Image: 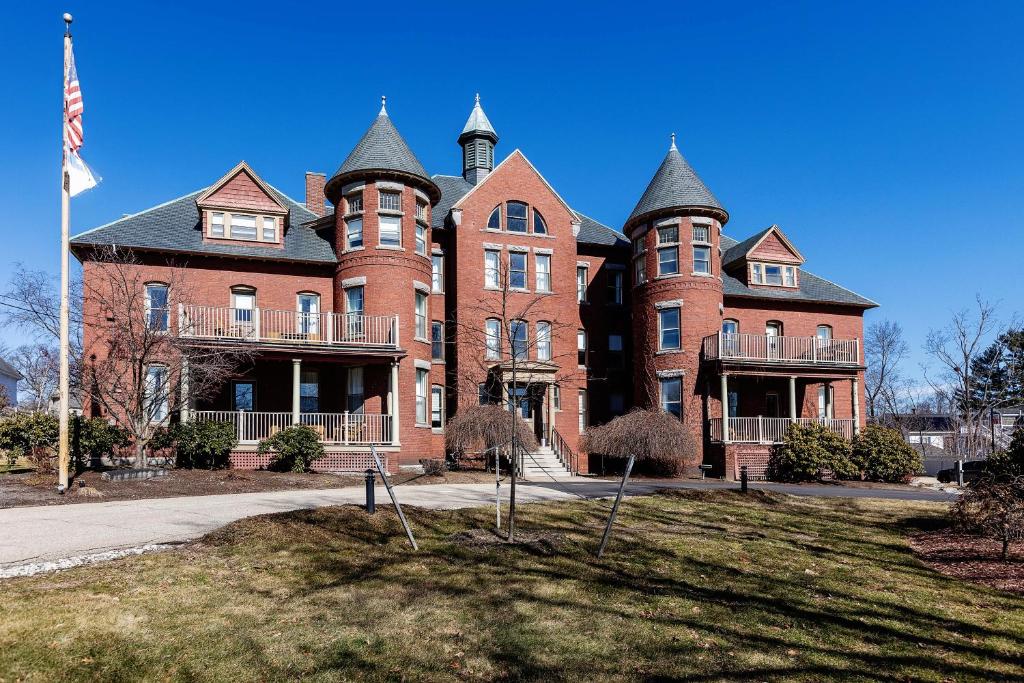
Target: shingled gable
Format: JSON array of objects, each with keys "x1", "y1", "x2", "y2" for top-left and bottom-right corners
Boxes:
[
  {"x1": 196, "y1": 161, "x2": 288, "y2": 217},
  {"x1": 723, "y1": 224, "x2": 804, "y2": 268}
]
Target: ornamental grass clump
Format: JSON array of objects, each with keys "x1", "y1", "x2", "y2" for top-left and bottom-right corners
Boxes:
[
  {"x1": 851, "y1": 423, "x2": 923, "y2": 483},
  {"x1": 257, "y1": 425, "x2": 324, "y2": 473},
  {"x1": 766, "y1": 422, "x2": 857, "y2": 482}
]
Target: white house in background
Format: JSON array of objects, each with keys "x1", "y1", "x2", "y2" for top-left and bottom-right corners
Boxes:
[{"x1": 0, "y1": 356, "x2": 22, "y2": 407}]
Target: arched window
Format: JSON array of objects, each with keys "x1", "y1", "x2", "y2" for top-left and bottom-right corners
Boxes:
[
  {"x1": 507, "y1": 202, "x2": 528, "y2": 232},
  {"x1": 722, "y1": 319, "x2": 739, "y2": 335},
  {"x1": 765, "y1": 320, "x2": 783, "y2": 336},
  {"x1": 144, "y1": 282, "x2": 169, "y2": 332},
  {"x1": 533, "y1": 210, "x2": 547, "y2": 235},
  {"x1": 487, "y1": 205, "x2": 501, "y2": 230},
  {"x1": 231, "y1": 286, "x2": 257, "y2": 328}
]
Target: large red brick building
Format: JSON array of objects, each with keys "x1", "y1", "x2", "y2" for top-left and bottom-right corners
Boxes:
[{"x1": 71, "y1": 97, "x2": 876, "y2": 478}]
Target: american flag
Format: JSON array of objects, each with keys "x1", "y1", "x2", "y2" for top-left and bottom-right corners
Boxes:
[{"x1": 64, "y1": 42, "x2": 83, "y2": 152}]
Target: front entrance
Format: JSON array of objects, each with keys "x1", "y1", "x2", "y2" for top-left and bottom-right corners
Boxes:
[{"x1": 509, "y1": 381, "x2": 549, "y2": 446}]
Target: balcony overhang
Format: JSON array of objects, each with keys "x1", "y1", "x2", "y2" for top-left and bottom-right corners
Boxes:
[{"x1": 707, "y1": 360, "x2": 864, "y2": 378}]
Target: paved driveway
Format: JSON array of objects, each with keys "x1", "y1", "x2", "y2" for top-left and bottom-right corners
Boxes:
[{"x1": 0, "y1": 479, "x2": 955, "y2": 570}]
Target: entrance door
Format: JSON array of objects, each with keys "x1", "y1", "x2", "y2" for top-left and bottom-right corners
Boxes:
[
  {"x1": 529, "y1": 384, "x2": 547, "y2": 445},
  {"x1": 765, "y1": 392, "x2": 780, "y2": 418},
  {"x1": 766, "y1": 321, "x2": 782, "y2": 359}
]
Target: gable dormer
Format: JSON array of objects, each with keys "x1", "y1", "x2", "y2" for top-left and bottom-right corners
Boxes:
[
  {"x1": 723, "y1": 224, "x2": 804, "y2": 289},
  {"x1": 196, "y1": 162, "x2": 288, "y2": 246}
]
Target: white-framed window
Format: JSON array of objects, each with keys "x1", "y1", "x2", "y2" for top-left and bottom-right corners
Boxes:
[
  {"x1": 577, "y1": 329, "x2": 587, "y2": 367},
  {"x1": 751, "y1": 263, "x2": 762, "y2": 284},
  {"x1": 210, "y1": 212, "x2": 225, "y2": 237},
  {"x1": 750, "y1": 262, "x2": 797, "y2": 287},
  {"x1": 537, "y1": 321, "x2": 552, "y2": 361},
  {"x1": 347, "y1": 366, "x2": 364, "y2": 413},
  {"x1": 507, "y1": 201, "x2": 528, "y2": 232},
  {"x1": 145, "y1": 364, "x2": 169, "y2": 423},
  {"x1": 487, "y1": 205, "x2": 501, "y2": 230},
  {"x1": 578, "y1": 389, "x2": 588, "y2": 434},
  {"x1": 415, "y1": 200, "x2": 427, "y2": 223},
  {"x1": 379, "y1": 190, "x2": 402, "y2": 211},
  {"x1": 533, "y1": 210, "x2": 547, "y2": 235},
  {"x1": 415, "y1": 224, "x2": 427, "y2": 255},
  {"x1": 692, "y1": 224, "x2": 710, "y2": 243},
  {"x1": 145, "y1": 283, "x2": 169, "y2": 332},
  {"x1": 231, "y1": 288, "x2": 256, "y2": 326},
  {"x1": 346, "y1": 217, "x2": 363, "y2": 249},
  {"x1": 229, "y1": 213, "x2": 258, "y2": 240},
  {"x1": 345, "y1": 285, "x2": 364, "y2": 316},
  {"x1": 818, "y1": 384, "x2": 833, "y2": 419},
  {"x1": 817, "y1": 325, "x2": 833, "y2": 342},
  {"x1": 431, "y1": 321, "x2": 444, "y2": 361},
  {"x1": 415, "y1": 369, "x2": 429, "y2": 425},
  {"x1": 431, "y1": 384, "x2": 444, "y2": 429},
  {"x1": 208, "y1": 212, "x2": 280, "y2": 243},
  {"x1": 722, "y1": 319, "x2": 739, "y2": 335},
  {"x1": 764, "y1": 264, "x2": 783, "y2": 286},
  {"x1": 576, "y1": 266, "x2": 588, "y2": 302},
  {"x1": 536, "y1": 254, "x2": 551, "y2": 293},
  {"x1": 784, "y1": 266, "x2": 796, "y2": 287},
  {"x1": 509, "y1": 252, "x2": 527, "y2": 289},
  {"x1": 659, "y1": 307, "x2": 681, "y2": 350},
  {"x1": 607, "y1": 271, "x2": 623, "y2": 305},
  {"x1": 608, "y1": 334, "x2": 624, "y2": 368},
  {"x1": 297, "y1": 293, "x2": 320, "y2": 335},
  {"x1": 660, "y1": 377, "x2": 682, "y2": 418},
  {"x1": 262, "y1": 216, "x2": 277, "y2": 242},
  {"x1": 485, "y1": 318, "x2": 501, "y2": 360},
  {"x1": 553, "y1": 384, "x2": 561, "y2": 410},
  {"x1": 510, "y1": 319, "x2": 528, "y2": 361},
  {"x1": 484, "y1": 249, "x2": 500, "y2": 289},
  {"x1": 300, "y1": 369, "x2": 320, "y2": 413},
  {"x1": 414, "y1": 290, "x2": 428, "y2": 340},
  {"x1": 632, "y1": 236, "x2": 647, "y2": 285},
  {"x1": 693, "y1": 245, "x2": 711, "y2": 275},
  {"x1": 379, "y1": 215, "x2": 401, "y2": 247},
  {"x1": 658, "y1": 226, "x2": 680, "y2": 277},
  {"x1": 347, "y1": 193, "x2": 363, "y2": 213},
  {"x1": 431, "y1": 254, "x2": 444, "y2": 292}
]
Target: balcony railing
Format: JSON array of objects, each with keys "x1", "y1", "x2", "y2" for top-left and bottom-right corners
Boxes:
[
  {"x1": 193, "y1": 411, "x2": 393, "y2": 445},
  {"x1": 708, "y1": 417, "x2": 855, "y2": 444},
  {"x1": 178, "y1": 305, "x2": 399, "y2": 348},
  {"x1": 702, "y1": 332, "x2": 860, "y2": 366}
]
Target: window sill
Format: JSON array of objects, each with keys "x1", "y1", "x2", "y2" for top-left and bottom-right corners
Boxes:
[
  {"x1": 509, "y1": 287, "x2": 531, "y2": 294},
  {"x1": 344, "y1": 211, "x2": 364, "y2": 220},
  {"x1": 413, "y1": 336, "x2": 429, "y2": 344},
  {"x1": 655, "y1": 273, "x2": 681, "y2": 280},
  {"x1": 377, "y1": 244, "x2": 405, "y2": 252},
  {"x1": 415, "y1": 423, "x2": 431, "y2": 429},
  {"x1": 691, "y1": 271, "x2": 713, "y2": 278},
  {"x1": 341, "y1": 246, "x2": 365, "y2": 254},
  {"x1": 484, "y1": 285, "x2": 501, "y2": 292},
  {"x1": 656, "y1": 348, "x2": 683, "y2": 356},
  {"x1": 432, "y1": 428, "x2": 444, "y2": 435},
  {"x1": 378, "y1": 209, "x2": 405, "y2": 217},
  {"x1": 431, "y1": 359, "x2": 445, "y2": 365},
  {"x1": 432, "y1": 289, "x2": 444, "y2": 295}
]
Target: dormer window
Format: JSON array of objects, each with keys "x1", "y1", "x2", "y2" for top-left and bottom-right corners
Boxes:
[
  {"x1": 262, "y1": 217, "x2": 277, "y2": 242},
  {"x1": 750, "y1": 262, "x2": 798, "y2": 288},
  {"x1": 206, "y1": 211, "x2": 281, "y2": 243},
  {"x1": 211, "y1": 212, "x2": 225, "y2": 237}
]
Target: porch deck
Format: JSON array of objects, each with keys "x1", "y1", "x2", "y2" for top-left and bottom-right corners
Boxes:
[
  {"x1": 702, "y1": 332, "x2": 860, "y2": 366},
  {"x1": 194, "y1": 410, "x2": 393, "y2": 446},
  {"x1": 709, "y1": 416, "x2": 855, "y2": 444}
]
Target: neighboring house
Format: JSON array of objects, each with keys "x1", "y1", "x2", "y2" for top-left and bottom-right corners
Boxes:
[
  {"x1": 70, "y1": 97, "x2": 875, "y2": 478},
  {"x1": 47, "y1": 390, "x2": 84, "y2": 418},
  {"x1": 0, "y1": 357, "x2": 22, "y2": 408}
]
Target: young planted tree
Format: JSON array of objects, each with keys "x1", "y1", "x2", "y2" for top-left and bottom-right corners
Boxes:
[
  {"x1": 952, "y1": 475, "x2": 1024, "y2": 561},
  {"x1": 81, "y1": 248, "x2": 253, "y2": 469}
]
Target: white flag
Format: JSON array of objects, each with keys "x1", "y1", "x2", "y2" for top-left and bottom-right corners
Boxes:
[{"x1": 67, "y1": 151, "x2": 98, "y2": 196}]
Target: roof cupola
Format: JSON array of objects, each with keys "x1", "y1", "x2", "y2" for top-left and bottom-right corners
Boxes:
[{"x1": 458, "y1": 93, "x2": 498, "y2": 185}]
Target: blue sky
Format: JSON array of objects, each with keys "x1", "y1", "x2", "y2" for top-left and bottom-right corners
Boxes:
[{"x1": 1, "y1": 1, "x2": 1021, "y2": 381}]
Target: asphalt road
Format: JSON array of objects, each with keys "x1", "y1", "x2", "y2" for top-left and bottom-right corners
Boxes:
[{"x1": 0, "y1": 479, "x2": 955, "y2": 570}]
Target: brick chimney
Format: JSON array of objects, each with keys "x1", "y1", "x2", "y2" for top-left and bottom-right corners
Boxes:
[{"x1": 305, "y1": 172, "x2": 326, "y2": 217}]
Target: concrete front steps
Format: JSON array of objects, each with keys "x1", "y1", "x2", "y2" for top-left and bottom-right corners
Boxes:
[{"x1": 521, "y1": 446, "x2": 575, "y2": 481}]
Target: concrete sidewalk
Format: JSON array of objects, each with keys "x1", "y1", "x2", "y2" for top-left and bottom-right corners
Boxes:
[{"x1": 0, "y1": 479, "x2": 955, "y2": 569}]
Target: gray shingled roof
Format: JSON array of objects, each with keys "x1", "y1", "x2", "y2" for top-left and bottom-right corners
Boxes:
[
  {"x1": 628, "y1": 146, "x2": 723, "y2": 223},
  {"x1": 331, "y1": 111, "x2": 433, "y2": 186},
  {"x1": 0, "y1": 356, "x2": 23, "y2": 381},
  {"x1": 721, "y1": 235, "x2": 877, "y2": 308},
  {"x1": 722, "y1": 226, "x2": 772, "y2": 266},
  {"x1": 459, "y1": 96, "x2": 498, "y2": 142},
  {"x1": 576, "y1": 213, "x2": 628, "y2": 248},
  {"x1": 70, "y1": 187, "x2": 336, "y2": 264}
]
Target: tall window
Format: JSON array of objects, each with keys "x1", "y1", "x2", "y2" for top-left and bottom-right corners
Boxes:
[
  {"x1": 484, "y1": 249, "x2": 500, "y2": 289},
  {"x1": 145, "y1": 284, "x2": 169, "y2": 332},
  {"x1": 818, "y1": 384, "x2": 833, "y2": 419},
  {"x1": 577, "y1": 329, "x2": 587, "y2": 366},
  {"x1": 415, "y1": 369, "x2": 429, "y2": 425},
  {"x1": 431, "y1": 321, "x2": 444, "y2": 361},
  {"x1": 415, "y1": 200, "x2": 427, "y2": 223},
  {"x1": 578, "y1": 389, "x2": 588, "y2": 434},
  {"x1": 300, "y1": 369, "x2": 319, "y2": 413},
  {"x1": 607, "y1": 271, "x2": 623, "y2": 305},
  {"x1": 693, "y1": 245, "x2": 711, "y2": 275},
  {"x1": 659, "y1": 307, "x2": 681, "y2": 350},
  {"x1": 609, "y1": 393, "x2": 625, "y2": 416},
  {"x1": 145, "y1": 365, "x2": 169, "y2": 423},
  {"x1": 660, "y1": 377, "x2": 682, "y2": 418},
  {"x1": 379, "y1": 215, "x2": 401, "y2": 247},
  {"x1": 231, "y1": 288, "x2": 256, "y2": 327},
  {"x1": 509, "y1": 252, "x2": 527, "y2": 289},
  {"x1": 510, "y1": 320, "x2": 528, "y2": 360},
  {"x1": 533, "y1": 210, "x2": 547, "y2": 234},
  {"x1": 485, "y1": 319, "x2": 501, "y2": 360},
  {"x1": 347, "y1": 367, "x2": 364, "y2": 413},
  {"x1": 576, "y1": 266, "x2": 588, "y2": 302},
  {"x1": 632, "y1": 235, "x2": 647, "y2": 284},
  {"x1": 233, "y1": 381, "x2": 255, "y2": 412},
  {"x1": 536, "y1": 254, "x2": 551, "y2": 293},
  {"x1": 297, "y1": 293, "x2": 320, "y2": 335},
  {"x1": 346, "y1": 217, "x2": 363, "y2": 249},
  {"x1": 415, "y1": 224, "x2": 427, "y2": 255},
  {"x1": 414, "y1": 291, "x2": 428, "y2": 339},
  {"x1": 537, "y1": 321, "x2": 552, "y2": 361},
  {"x1": 657, "y1": 226, "x2": 679, "y2": 276},
  {"x1": 507, "y1": 201, "x2": 528, "y2": 232},
  {"x1": 487, "y1": 205, "x2": 501, "y2": 229},
  {"x1": 608, "y1": 334, "x2": 624, "y2": 368},
  {"x1": 347, "y1": 193, "x2": 363, "y2": 213},
  {"x1": 345, "y1": 286, "x2": 364, "y2": 339},
  {"x1": 431, "y1": 385, "x2": 444, "y2": 428},
  {"x1": 431, "y1": 254, "x2": 444, "y2": 292},
  {"x1": 379, "y1": 190, "x2": 401, "y2": 211}
]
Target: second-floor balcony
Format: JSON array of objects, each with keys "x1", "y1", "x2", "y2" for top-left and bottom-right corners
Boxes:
[
  {"x1": 178, "y1": 304, "x2": 399, "y2": 349},
  {"x1": 702, "y1": 332, "x2": 860, "y2": 367}
]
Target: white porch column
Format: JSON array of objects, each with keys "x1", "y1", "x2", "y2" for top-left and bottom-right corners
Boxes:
[
  {"x1": 389, "y1": 360, "x2": 401, "y2": 446},
  {"x1": 852, "y1": 377, "x2": 861, "y2": 436},
  {"x1": 291, "y1": 358, "x2": 301, "y2": 425},
  {"x1": 788, "y1": 375, "x2": 797, "y2": 423},
  {"x1": 720, "y1": 373, "x2": 730, "y2": 443},
  {"x1": 180, "y1": 356, "x2": 192, "y2": 423},
  {"x1": 824, "y1": 381, "x2": 833, "y2": 419}
]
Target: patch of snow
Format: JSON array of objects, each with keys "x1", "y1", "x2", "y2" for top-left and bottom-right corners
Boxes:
[{"x1": 0, "y1": 543, "x2": 177, "y2": 579}]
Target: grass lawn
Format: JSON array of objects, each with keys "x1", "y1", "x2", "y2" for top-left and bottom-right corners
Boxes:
[{"x1": 1, "y1": 490, "x2": 1021, "y2": 681}]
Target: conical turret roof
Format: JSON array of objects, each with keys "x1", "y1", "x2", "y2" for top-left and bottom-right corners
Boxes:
[
  {"x1": 458, "y1": 94, "x2": 498, "y2": 143},
  {"x1": 627, "y1": 135, "x2": 725, "y2": 224}
]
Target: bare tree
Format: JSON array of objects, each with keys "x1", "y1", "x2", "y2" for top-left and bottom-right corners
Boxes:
[
  {"x1": 448, "y1": 259, "x2": 577, "y2": 542},
  {"x1": 0, "y1": 264, "x2": 83, "y2": 352},
  {"x1": 924, "y1": 297, "x2": 1006, "y2": 460},
  {"x1": 81, "y1": 248, "x2": 252, "y2": 469},
  {"x1": 9, "y1": 344, "x2": 58, "y2": 412},
  {"x1": 864, "y1": 320, "x2": 908, "y2": 420}
]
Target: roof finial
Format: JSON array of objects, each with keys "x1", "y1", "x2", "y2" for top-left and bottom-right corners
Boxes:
[
  {"x1": 670, "y1": 132, "x2": 677, "y2": 151},
  {"x1": 475, "y1": 92, "x2": 481, "y2": 106},
  {"x1": 380, "y1": 95, "x2": 387, "y2": 115}
]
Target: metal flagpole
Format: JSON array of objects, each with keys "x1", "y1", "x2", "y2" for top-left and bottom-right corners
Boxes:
[{"x1": 57, "y1": 13, "x2": 73, "y2": 493}]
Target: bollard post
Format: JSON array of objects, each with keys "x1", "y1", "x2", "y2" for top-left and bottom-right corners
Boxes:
[
  {"x1": 955, "y1": 460, "x2": 964, "y2": 487},
  {"x1": 365, "y1": 468, "x2": 375, "y2": 513},
  {"x1": 740, "y1": 465, "x2": 748, "y2": 493}
]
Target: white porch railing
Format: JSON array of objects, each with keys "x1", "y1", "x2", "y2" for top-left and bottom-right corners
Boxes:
[
  {"x1": 193, "y1": 411, "x2": 393, "y2": 445},
  {"x1": 178, "y1": 305, "x2": 399, "y2": 348},
  {"x1": 702, "y1": 332, "x2": 859, "y2": 365},
  {"x1": 709, "y1": 417, "x2": 855, "y2": 443}
]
